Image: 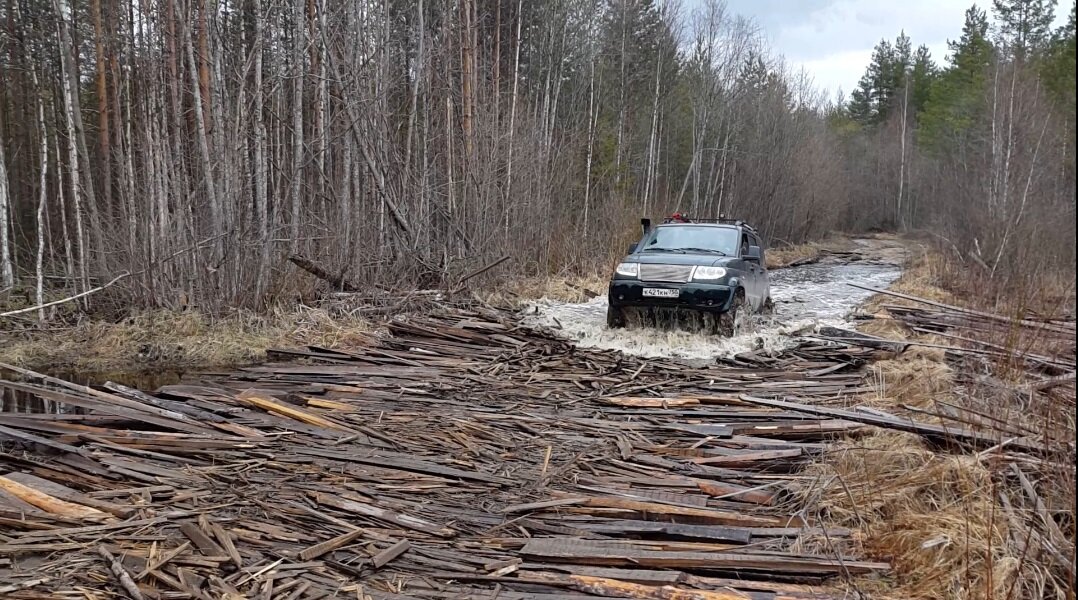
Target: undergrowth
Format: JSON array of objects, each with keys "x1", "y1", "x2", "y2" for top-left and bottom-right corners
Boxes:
[
  {"x1": 799, "y1": 243, "x2": 1076, "y2": 600},
  {"x1": 0, "y1": 306, "x2": 375, "y2": 372}
]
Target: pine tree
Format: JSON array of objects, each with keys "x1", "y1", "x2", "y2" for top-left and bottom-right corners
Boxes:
[
  {"x1": 918, "y1": 5, "x2": 995, "y2": 149},
  {"x1": 910, "y1": 45, "x2": 939, "y2": 114},
  {"x1": 1041, "y1": 1, "x2": 1076, "y2": 108},
  {"x1": 847, "y1": 38, "x2": 900, "y2": 125},
  {"x1": 992, "y1": 0, "x2": 1058, "y2": 58}
]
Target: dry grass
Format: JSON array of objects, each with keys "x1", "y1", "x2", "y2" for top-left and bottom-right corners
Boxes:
[
  {"x1": 766, "y1": 242, "x2": 823, "y2": 270},
  {"x1": 478, "y1": 273, "x2": 609, "y2": 307},
  {"x1": 803, "y1": 432, "x2": 1016, "y2": 600},
  {"x1": 0, "y1": 306, "x2": 375, "y2": 372},
  {"x1": 798, "y1": 241, "x2": 1076, "y2": 600}
]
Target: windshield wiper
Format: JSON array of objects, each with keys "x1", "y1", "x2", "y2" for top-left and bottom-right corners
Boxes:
[
  {"x1": 680, "y1": 247, "x2": 727, "y2": 255},
  {"x1": 643, "y1": 247, "x2": 686, "y2": 254}
]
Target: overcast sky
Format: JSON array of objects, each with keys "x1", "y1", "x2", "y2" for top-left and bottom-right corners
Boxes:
[{"x1": 708, "y1": 0, "x2": 1071, "y2": 102}]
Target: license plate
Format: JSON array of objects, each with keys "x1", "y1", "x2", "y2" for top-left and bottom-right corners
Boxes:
[{"x1": 642, "y1": 288, "x2": 680, "y2": 298}]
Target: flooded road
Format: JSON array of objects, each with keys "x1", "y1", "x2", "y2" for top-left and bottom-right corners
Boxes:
[{"x1": 523, "y1": 238, "x2": 904, "y2": 361}]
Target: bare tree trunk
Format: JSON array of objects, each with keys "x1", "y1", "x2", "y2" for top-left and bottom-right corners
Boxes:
[
  {"x1": 182, "y1": 4, "x2": 221, "y2": 241},
  {"x1": 459, "y1": 0, "x2": 476, "y2": 164},
  {"x1": 0, "y1": 128, "x2": 12, "y2": 289},
  {"x1": 53, "y1": 0, "x2": 104, "y2": 277},
  {"x1": 35, "y1": 84, "x2": 50, "y2": 320},
  {"x1": 92, "y1": 0, "x2": 111, "y2": 219},
  {"x1": 583, "y1": 56, "x2": 598, "y2": 240},
  {"x1": 643, "y1": 39, "x2": 663, "y2": 215},
  {"x1": 253, "y1": 0, "x2": 269, "y2": 295},
  {"x1": 503, "y1": 0, "x2": 523, "y2": 241},
  {"x1": 289, "y1": 0, "x2": 305, "y2": 249},
  {"x1": 896, "y1": 80, "x2": 908, "y2": 228},
  {"x1": 614, "y1": 3, "x2": 627, "y2": 184},
  {"x1": 53, "y1": 49, "x2": 90, "y2": 293},
  {"x1": 492, "y1": 0, "x2": 501, "y2": 126},
  {"x1": 312, "y1": 0, "x2": 327, "y2": 202},
  {"x1": 54, "y1": 132, "x2": 75, "y2": 282},
  {"x1": 198, "y1": 0, "x2": 211, "y2": 132},
  {"x1": 404, "y1": 0, "x2": 424, "y2": 197}
]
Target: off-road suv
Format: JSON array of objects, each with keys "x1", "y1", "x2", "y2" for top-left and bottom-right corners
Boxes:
[{"x1": 607, "y1": 215, "x2": 771, "y2": 336}]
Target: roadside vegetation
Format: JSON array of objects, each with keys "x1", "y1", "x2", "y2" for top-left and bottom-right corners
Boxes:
[
  {"x1": 801, "y1": 244, "x2": 1075, "y2": 600},
  {"x1": 0, "y1": 306, "x2": 376, "y2": 372}
]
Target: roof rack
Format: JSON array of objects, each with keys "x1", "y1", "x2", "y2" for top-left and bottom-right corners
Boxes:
[{"x1": 660, "y1": 213, "x2": 757, "y2": 233}]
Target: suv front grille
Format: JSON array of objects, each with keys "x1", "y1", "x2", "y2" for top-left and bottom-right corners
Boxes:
[{"x1": 639, "y1": 264, "x2": 693, "y2": 283}]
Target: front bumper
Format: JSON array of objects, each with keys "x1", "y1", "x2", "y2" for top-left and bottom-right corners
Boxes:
[{"x1": 608, "y1": 279, "x2": 736, "y2": 313}]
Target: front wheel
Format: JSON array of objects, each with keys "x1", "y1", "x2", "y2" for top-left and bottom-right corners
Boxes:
[
  {"x1": 761, "y1": 297, "x2": 775, "y2": 315},
  {"x1": 606, "y1": 305, "x2": 626, "y2": 329},
  {"x1": 718, "y1": 291, "x2": 746, "y2": 337}
]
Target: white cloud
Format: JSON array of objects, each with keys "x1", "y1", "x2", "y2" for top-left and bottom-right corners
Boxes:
[{"x1": 717, "y1": 0, "x2": 1072, "y2": 98}]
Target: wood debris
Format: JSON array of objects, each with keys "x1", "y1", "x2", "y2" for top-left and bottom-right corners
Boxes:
[{"x1": 0, "y1": 306, "x2": 894, "y2": 599}]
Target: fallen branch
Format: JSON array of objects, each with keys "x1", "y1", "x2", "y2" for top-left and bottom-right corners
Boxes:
[
  {"x1": 0, "y1": 272, "x2": 129, "y2": 318},
  {"x1": 289, "y1": 254, "x2": 359, "y2": 291},
  {"x1": 98, "y1": 545, "x2": 145, "y2": 600},
  {"x1": 849, "y1": 283, "x2": 1075, "y2": 336},
  {"x1": 737, "y1": 394, "x2": 1045, "y2": 455},
  {"x1": 451, "y1": 255, "x2": 511, "y2": 293},
  {"x1": 0, "y1": 233, "x2": 226, "y2": 320}
]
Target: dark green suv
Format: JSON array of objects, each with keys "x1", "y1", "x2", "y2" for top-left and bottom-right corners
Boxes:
[{"x1": 607, "y1": 215, "x2": 771, "y2": 336}]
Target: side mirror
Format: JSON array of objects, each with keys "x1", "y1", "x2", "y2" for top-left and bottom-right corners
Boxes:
[
  {"x1": 627, "y1": 243, "x2": 638, "y2": 254},
  {"x1": 746, "y1": 245, "x2": 762, "y2": 262}
]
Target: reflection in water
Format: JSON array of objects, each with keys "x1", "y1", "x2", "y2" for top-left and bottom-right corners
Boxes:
[
  {"x1": 523, "y1": 258, "x2": 902, "y2": 361},
  {"x1": 0, "y1": 370, "x2": 184, "y2": 413}
]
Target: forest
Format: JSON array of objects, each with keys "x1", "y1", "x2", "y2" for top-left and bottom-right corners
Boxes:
[{"x1": 0, "y1": 0, "x2": 1074, "y2": 313}]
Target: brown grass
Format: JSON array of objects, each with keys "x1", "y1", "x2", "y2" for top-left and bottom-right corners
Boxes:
[
  {"x1": 478, "y1": 273, "x2": 609, "y2": 307},
  {"x1": 798, "y1": 241, "x2": 1076, "y2": 600},
  {"x1": 0, "y1": 306, "x2": 375, "y2": 372},
  {"x1": 766, "y1": 242, "x2": 823, "y2": 270},
  {"x1": 803, "y1": 432, "x2": 1016, "y2": 600}
]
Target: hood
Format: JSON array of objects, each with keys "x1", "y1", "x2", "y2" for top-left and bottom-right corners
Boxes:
[{"x1": 627, "y1": 252, "x2": 736, "y2": 267}]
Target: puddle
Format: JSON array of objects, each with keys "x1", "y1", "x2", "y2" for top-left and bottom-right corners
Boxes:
[
  {"x1": 523, "y1": 245, "x2": 903, "y2": 362},
  {"x1": 0, "y1": 370, "x2": 184, "y2": 413}
]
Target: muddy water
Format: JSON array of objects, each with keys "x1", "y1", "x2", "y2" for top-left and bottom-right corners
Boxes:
[{"x1": 523, "y1": 244, "x2": 903, "y2": 362}]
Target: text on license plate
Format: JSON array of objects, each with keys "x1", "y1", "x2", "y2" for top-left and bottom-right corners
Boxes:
[{"x1": 642, "y1": 288, "x2": 680, "y2": 298}]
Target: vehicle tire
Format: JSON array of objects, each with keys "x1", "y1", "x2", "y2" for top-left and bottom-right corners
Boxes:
[
  {"x1": 718, "y1": 290, "x2": 746, "y2": 337},
  {"x1": 761, "y1": 297, "x2": 775, "y2": 315},
  {"x1": 606, "y1": 305, "x2": 626, "y2": 329}
]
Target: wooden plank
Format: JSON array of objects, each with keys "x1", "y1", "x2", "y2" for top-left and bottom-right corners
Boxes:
[
  {"x1": 520, "y1": 538, "x2": 889, "y2": 574},
  {"x1": 736, "y1": 395, "x2": 1043, "y2": 453},
  {"x1": 237, "y1": 392, "x2": 348, "y2": 431},
  {"x1": 179, "y1": 522, "x2": 227, "y2": 557},
  {"x1": 2, "y1": 472, "x2": 134, "y2": 518},
  {"x1": 294, "y1": 447, "x2": 512, "y2": 485},
  {"x1": 310, "y1": 493, "x2": 457, "y2": 538},
  {"x1": 569, "y1": 520, "x2": 752, "y2": 544},
  {"x1": 0, "y1": 423, "x2": 89, "y2": 456},
  {"x1": 372, "y1": 540, "x2": 410, "y2": 568},
  {"x1": 0, "y1": 475, "x2": 110, "y2": 521},
  {"x1": 574, "y1": 496, "x2": 788, "y2": 528},
  {"x1": 296, "y1": 528, "x2": 367, "y2": 561},
  {"x1": 518, "y1": 572, "x2": 757, "y2": 600}
]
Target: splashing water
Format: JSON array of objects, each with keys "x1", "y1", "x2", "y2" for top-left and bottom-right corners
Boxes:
[{"x1": 522, "y1": 253, "x2": 902, "y2": 361}]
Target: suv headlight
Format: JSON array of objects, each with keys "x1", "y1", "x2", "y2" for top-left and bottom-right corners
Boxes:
[
  {"x1": 615, "y1": 262, "x2": 639, "y2": 277},
  {"x1": 692, "y1": 266, "x2": 727, "y2": 280}
]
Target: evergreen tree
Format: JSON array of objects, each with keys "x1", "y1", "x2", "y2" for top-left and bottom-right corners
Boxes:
[
  {"x1": 847, "y1": 38, "x2": 900, "y2": 125},
  {"x1": 910, "y1": 45, "x2": 939, "y2": 114},
  {"x1": 918, "y1": 5, "x2": 995, "y2": 149},
  {"x1": 992, "y1": 0, "x2": 1058, "y2": 58},
  {"x1": 1041, "y1": 1, "x2": 1076, "y2": 108}
]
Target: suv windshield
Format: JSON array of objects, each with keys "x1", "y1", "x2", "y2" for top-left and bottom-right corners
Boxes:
[{"x1": 640, "y1": 225, "x2": 738, "y2": 256}]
